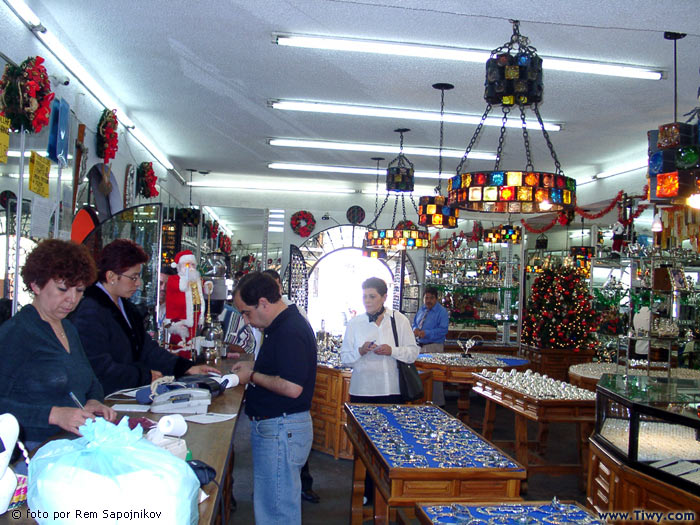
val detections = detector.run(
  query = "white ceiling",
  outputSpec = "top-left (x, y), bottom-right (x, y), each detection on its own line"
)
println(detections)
top-left (19, 0), bottom-right (700, 206)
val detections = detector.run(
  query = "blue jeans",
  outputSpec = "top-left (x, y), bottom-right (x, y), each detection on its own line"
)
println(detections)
top-left (250, 411), bottom-right (312, 525)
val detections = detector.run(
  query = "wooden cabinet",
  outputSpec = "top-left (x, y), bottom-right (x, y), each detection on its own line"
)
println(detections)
top-left (588, 438), bottom-right (700, 518)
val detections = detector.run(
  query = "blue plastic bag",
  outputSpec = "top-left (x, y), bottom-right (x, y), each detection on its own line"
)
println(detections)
top-left (27, 417), bottom-right (200, 524)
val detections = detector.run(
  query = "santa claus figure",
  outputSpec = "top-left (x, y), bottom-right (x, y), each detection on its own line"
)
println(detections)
top-left (165, 250), bottom-right (207, 346)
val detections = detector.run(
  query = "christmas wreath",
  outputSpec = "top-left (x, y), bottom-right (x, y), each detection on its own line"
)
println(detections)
top-left (0, 56), bottom-right (54, 133)
top-left (137, 161), bottom-right (158, 198)
top-left (290, 210), bottom-right (315, 237)
top-left (96, 109), bottom-right (119, 163)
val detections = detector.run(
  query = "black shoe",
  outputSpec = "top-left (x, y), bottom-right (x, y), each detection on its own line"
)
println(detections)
top-left (301, 489), bottom-right (320, 503)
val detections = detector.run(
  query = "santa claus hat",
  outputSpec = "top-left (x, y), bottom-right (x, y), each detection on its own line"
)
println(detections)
top-left (171, 250), bottom-right (196, 268)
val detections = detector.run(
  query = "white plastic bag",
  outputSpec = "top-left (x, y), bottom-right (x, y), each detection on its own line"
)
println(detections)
top-left (27, 417), bottom-right (199, 524)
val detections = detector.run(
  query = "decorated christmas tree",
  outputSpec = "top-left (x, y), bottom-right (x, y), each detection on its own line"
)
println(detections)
top-left (521, 266), bottom-right (599, 351)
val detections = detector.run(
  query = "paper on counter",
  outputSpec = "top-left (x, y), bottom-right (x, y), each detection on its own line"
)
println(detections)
top-left (184, 413), bottom-right (237, 424)
top-left (112, 404), bottom-right (151, 412)
top-left (210, 374), bottom-right (240, 388)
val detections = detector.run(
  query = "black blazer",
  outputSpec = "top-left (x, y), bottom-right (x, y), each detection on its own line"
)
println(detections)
top-left (70, 285), bottom-right (193, 395)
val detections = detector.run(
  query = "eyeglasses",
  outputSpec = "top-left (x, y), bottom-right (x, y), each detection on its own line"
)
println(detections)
top-left (118, 273), bottom-right (142, 282)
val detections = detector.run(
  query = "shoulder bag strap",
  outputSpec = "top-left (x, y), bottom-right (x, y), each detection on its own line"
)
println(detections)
top-left (390, 314), bottom-right (399, 347)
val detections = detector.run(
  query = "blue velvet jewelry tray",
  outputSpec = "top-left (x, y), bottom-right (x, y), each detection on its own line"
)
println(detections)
top-left (347, 404), bottom-right (523, 470)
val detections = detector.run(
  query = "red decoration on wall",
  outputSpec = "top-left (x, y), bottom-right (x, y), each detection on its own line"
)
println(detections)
top-left (290, 210), bottom-right (316, 237)
top-left (0, 56), bottom-right (55, 133)
top-left (96, 109), bottom-right (119, 163)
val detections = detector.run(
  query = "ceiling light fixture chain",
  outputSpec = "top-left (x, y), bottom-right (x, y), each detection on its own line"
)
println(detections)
top-left (455, 105), bottom-right (492, 174)
top-left (533, 104), bottom-right (563, 174)
top-left (371, 156), bottom-right (385, 219)
top-left (519, 104), bottom-right (534, 171)
top-left (433, 82), bottom-right (454, 195)
top-left (493, 106), bottom-right (511, 171)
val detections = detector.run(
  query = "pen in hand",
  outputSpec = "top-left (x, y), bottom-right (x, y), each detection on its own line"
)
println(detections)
top-left (69, 391), bottom-right (85, 410)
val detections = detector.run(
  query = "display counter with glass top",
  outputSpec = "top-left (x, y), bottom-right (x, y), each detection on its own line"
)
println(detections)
top-left (587, 373), bottom-right (700, 515)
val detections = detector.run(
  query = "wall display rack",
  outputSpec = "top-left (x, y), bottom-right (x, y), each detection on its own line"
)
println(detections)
top-left (425, 241), bottom-right (521, 344)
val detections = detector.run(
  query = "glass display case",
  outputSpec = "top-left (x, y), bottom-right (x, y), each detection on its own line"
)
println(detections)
top-left (593, 373), bottom-right (700, 493)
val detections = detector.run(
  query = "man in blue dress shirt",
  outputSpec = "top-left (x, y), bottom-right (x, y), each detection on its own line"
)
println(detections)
top-left (412, 286), bottom-right (449, 406)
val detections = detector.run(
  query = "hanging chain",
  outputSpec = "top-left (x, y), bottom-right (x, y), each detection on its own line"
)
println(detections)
top-left (455, 105), bottom-right (492, 174)
top-left (391, 194), bottom-right (400, 228)
top-left (409, 193), bottom-right (420, 216)
top-left (401, 193), bottom-right (408, 224)
top-left (367, 193), bottom-right (390, 229)
top-left (533, 104), bottom-right (563, 174)
top-left (519, 104), bottom-right (534, 171)
top-left (493, 106), bottom-right (511, 171)
top-left (435, 88), bottom-right (446, 195)
top-left (373, 158), bottom-right (382, 218)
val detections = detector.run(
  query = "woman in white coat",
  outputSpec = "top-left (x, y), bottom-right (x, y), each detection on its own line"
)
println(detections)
top-left (340, 277), bottom-right (420, 404)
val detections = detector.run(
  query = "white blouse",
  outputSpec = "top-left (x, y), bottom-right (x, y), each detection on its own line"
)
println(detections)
top-left (340, 308), bottom-right (419, 397)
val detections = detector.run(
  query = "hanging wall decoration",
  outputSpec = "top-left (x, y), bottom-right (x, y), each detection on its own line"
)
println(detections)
top-left (96, 108), bottom-right (119, 163)
top-left (290, 210), bottom-right (316, 237)
top-left (448, 21), bottom-right (576, 214)
top-left (346, 205), bottom-right (366, 224)
top-left (137, 161), bottom-right (158, 199)
top-left (0, 56), bottom-right (54, 133)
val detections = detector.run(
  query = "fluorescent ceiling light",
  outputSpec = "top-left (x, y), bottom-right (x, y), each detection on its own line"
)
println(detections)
top-left (269, 220), bottom-right (285, 225)
top-left (595, 160), bottom-right (648, 180)
top-left (6, 0), bottom-right (174, 170)
top-left (268, 226), bottom-right (284, 233)
top-left (7, 150), bottom-right (73, 160)
top-left (189, 180), bottom-right (356, 194)
top-left (577, 159), bottom-right (648, 185)
top-left (270, 100), bottom-right (561, 131)
top-left (269, 138), bottom-right (495, 160)
top-left (268, 162), bottom-right (444, 179)
top-left (269, 209), bottom-right (285, 213)
top-left (275, 34), bottom-right (663, 81)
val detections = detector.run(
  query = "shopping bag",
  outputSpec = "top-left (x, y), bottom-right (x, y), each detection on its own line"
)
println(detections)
top-left (27, 417), bottom-right (200, 524)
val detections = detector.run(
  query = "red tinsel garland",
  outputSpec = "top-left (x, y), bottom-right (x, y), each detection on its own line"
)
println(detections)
top-left (574, 191), bottom-right (623, 220)
top-left (520, 215), bottom-right (559, 234)
top-left (619, 204), bottom-right (649, 227)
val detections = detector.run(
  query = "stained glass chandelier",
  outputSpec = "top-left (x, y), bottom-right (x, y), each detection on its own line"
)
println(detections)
top-left (419, 83), bottom-right (459, 229)
top-left (364, 129), bottom-right (430, 252)
top-left (448, 20), bottom-right (576, 214)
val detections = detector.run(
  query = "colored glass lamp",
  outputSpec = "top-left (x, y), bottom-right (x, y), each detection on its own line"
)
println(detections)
top-left (419, 83), bottom-right (459, 229)
top-left (448, 21), bottom-right (575, 214)
top-left (364, 148), bottom-right (431, 253)
top-left (386, 128), bottom-right (414, 192)
top-left (483, 224), bottom-right (521, 244)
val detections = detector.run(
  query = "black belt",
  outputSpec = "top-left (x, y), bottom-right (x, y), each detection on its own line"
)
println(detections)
top-left (250, 414), bottom-right (278, 421)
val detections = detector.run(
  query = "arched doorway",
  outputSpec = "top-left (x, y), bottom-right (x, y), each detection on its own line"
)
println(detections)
top-left (290, 224), bottom-right (421, 334)
top-left (307, 247), bottom-right (394, 334)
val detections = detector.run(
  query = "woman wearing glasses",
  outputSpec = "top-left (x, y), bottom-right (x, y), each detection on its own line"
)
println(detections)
top-left (70, 239), bottom-right (218, 395)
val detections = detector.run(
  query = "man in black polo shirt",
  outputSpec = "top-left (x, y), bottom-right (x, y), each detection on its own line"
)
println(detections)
top-left (231, 272), bottom-right (316, 524)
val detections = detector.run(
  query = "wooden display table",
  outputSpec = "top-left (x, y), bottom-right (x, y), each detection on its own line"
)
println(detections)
top-left (588, 437), bottom-right (700, 519)
top-left (310, 364), bottom-right (433, 460)
top-left (473, 373), bottom-right (595, 489)
top-left (408, 500), bottom-right (601, 525)
top-left (569, 361), bottom-right (700, 392)
top-left (344, 404), bottom-right (525, 524)
top-left (1, 375), bottom-right (244, 525)
top-left (520, 344), bottom-right (596, 381)
top-left (414, 353), bottom-right (529, 423)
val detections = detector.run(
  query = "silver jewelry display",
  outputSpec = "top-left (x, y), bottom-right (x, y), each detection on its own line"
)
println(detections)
top-left (348, 404), bottom-right (522, 470)
top-left (477, 369), bottom-right (596, 401)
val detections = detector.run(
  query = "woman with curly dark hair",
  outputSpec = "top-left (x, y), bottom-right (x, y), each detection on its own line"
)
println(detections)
top-left (0, 239), bottom-right (116, 449)
top-left (70, 239), bottom-right (218, 395)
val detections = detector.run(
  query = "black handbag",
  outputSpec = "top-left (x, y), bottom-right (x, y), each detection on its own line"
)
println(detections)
top-left (390, 314), bottom-right (423, 403)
